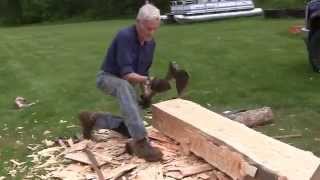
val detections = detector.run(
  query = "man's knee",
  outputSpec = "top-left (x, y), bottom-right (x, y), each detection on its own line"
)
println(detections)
top-left (117, 80), bottom-right (138, 101)
top-left (118, 79), bottom-right (134, 91)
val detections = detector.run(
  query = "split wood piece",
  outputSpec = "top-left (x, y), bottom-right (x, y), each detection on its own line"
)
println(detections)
top-left (166, 164), bottom-right (213, 179)
top-left (215, 171), bottom-right (232, 180)
top-left (50, 163), bottom-right (90, 179)
top-left (65, 151), bottom-right (112, 166)
top-left (10, 159), bottom-right (25, 166)
top-left (64, 140), bottom-right (91, 153)
top-left (35, 156), bottom-right (59, 169)
top-left (164, 177), bottom-right (176, 180)
top-left (152, 99), bottom-right (320, 180)
top-left (51, 170), bottom-right (85, 180)
top-left (67, 138), bottom-right (74, 147)
top-left (151, 141), bottom-right (180, 153)
top-left (136, 164), bottom-right (164, 180)
top-left (165, 171), bottom-right (184, 179)
top-left (37, 147), bottom-right (63, 157)
top-left (197, 173), bottom-right (210, 180)
top-left (179, 164), bottom-right (213, 177)
top-left (148, 128), bottom-right (175, 143)
top-left (58, 139), bottom-right (68, 148)
top-left (104, 164), bottom-right (137, 180)
top-left (84, 148), bottom-right (105, 180)
top-left (183, 177), bottom-right (197, 180)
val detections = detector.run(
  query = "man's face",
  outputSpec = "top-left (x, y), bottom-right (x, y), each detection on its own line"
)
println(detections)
top-left (137, 19), bottom-right (160, 42)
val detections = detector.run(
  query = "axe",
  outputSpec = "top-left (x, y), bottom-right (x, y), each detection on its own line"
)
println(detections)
top-left (139, 61), bottom-right (189, 108)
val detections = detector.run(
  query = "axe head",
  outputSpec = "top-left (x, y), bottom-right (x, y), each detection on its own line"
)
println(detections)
top-left (151, 78), bottom-right (171, 93)
top-left (166, 61), bottom-right (190, 96)
top-left (175, 69), bottom-right (189, 96)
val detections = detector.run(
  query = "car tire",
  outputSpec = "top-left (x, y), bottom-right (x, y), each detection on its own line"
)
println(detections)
top-left (308, 30), bottom-right (320, 72)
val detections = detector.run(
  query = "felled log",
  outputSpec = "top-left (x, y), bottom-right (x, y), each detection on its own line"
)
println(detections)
top-left (151, 99), bottom-right (320, 180)
top-left (223, 107), bottom-right (273, 127)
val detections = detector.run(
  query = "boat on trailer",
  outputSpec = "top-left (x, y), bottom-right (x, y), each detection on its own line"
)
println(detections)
top-left (161, 0), bottom-right (263, 23)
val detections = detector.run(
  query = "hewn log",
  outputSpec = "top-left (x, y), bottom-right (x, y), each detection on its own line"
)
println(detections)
top-left (151, 99), bottom-right (320, 180)
top-left (311, 165), bottom-right (320, 180)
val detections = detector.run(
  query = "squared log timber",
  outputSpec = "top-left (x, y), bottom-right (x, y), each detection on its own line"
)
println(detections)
top-left (151, 99), bottom-right (320, 180)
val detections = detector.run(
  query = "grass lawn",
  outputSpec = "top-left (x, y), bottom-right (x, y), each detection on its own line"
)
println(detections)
top-left (1, 17), bottom-right (319, 177)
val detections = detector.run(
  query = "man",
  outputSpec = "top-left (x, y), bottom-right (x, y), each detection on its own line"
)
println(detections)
top-left (79, 4), bottom-right (163, 162)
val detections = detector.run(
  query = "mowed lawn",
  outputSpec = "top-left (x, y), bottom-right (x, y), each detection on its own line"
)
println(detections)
top-left (1, 17), bottom-right (320, 176)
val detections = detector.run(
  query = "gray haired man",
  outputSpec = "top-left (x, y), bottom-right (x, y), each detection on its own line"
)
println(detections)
top-left (79, 4), bottom-right (163, 162)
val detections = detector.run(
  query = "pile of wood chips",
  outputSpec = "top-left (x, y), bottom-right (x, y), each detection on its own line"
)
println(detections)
top-left (23, 127), bottom-right (231, 180)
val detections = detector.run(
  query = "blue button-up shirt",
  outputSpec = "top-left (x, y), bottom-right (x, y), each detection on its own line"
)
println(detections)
top-left (101, 25), bottom-right (155, 77)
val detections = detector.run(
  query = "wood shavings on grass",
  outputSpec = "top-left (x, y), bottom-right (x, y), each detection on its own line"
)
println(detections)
top-left (21, 128), bottom-right (231, 180)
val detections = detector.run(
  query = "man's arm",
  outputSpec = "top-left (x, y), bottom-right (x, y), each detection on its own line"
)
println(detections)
top-left (123, 72), bottom-right (148, 84)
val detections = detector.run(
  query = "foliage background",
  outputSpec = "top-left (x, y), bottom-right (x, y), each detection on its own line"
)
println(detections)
top-left (0, 0), bottom-right (309, 25)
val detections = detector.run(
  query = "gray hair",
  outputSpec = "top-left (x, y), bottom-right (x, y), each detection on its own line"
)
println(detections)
top-left (137, 4), bottom-right (160, 21)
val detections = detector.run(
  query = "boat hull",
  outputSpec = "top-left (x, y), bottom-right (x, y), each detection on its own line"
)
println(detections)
top-left (162, 8), bottom-right (263, 23)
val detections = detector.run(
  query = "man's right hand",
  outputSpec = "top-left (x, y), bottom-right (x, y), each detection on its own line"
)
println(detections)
top-left (138, 77), bottom-right (171, 109)
top-left (123, 72), bottom-right (149, 85)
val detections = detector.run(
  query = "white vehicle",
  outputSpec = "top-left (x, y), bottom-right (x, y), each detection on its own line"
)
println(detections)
top-left (161, 0), bottom-right (263, 23)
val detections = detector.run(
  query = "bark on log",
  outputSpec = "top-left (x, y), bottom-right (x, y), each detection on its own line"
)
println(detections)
top-left (223, 107), bottom-right (273, 127)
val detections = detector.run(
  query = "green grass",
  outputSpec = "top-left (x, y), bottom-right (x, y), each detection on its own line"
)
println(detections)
top-left (1, 17), bottom-right (319, 177)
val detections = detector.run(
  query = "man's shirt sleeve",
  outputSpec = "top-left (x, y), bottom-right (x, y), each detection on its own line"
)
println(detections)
top-left (116, 32), bottom-right (134, 77)
top-left (144, 42), bottom-right (156, 76)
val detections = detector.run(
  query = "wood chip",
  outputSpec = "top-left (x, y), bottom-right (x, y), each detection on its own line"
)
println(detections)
top-left (10, 159), bottom-right (25, 166)
top-left (14, 96), bottom-right (36, 109)
top-left (148, 129), bottom-right (174, 143)
top-left (67, 138), bottom-right (74, 147)
top-left (35, 156), bottom-right (59, 169)
top-left (51, 169), bottom-right (85, 180)
top-left (183, 177), bottom-right (196, 180)
top-left (65, 151), bottom-right (111, 166)
top-left (164, 177), bottom-right (176, 180)
top-left (136, 164), bottom-right (164, 180)
top-left (37, 147), bottom-right (63, 157)
top-left (197, 173), bottom-right (210, 179)
top-left (165, 171), bottom-right (183, 179)
top-left (273, 134), bottom-right (302, 139)
top-left (65, 140), bottom-right (90, 153)
top-left (58, 139), bottom-right (67, 148)
top-left (104, 164), bottom-right (137, 180)
top-left (43, 130), bottom-right (51, 135)
top-left (166, 164), bottom-right (212, 178)
top-left (24, 127), bottom-right (232, 180)
top-left (42, 139), bottom-right (55, 147)
top-left (215, 171), bottom-right (230, 180)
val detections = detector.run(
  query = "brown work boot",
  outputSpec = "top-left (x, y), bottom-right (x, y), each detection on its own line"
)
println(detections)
top-left (79, 112), bottom-right (131, 138)
top-left (125, 138), bottom-right (163, 162)
top-left (78, 111), bottom-right (96, 139)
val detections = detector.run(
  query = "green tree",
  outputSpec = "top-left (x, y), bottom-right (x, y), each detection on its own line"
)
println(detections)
top-left (0, 0), bottom-right (171, 25)
top-left (2, 0), bottom-right (23, 24)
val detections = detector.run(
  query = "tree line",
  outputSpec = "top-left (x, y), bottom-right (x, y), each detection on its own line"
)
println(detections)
top-left (0, 0), bottom-right (170, 25)
top-left (0, 0), bottom-right (307, 25)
